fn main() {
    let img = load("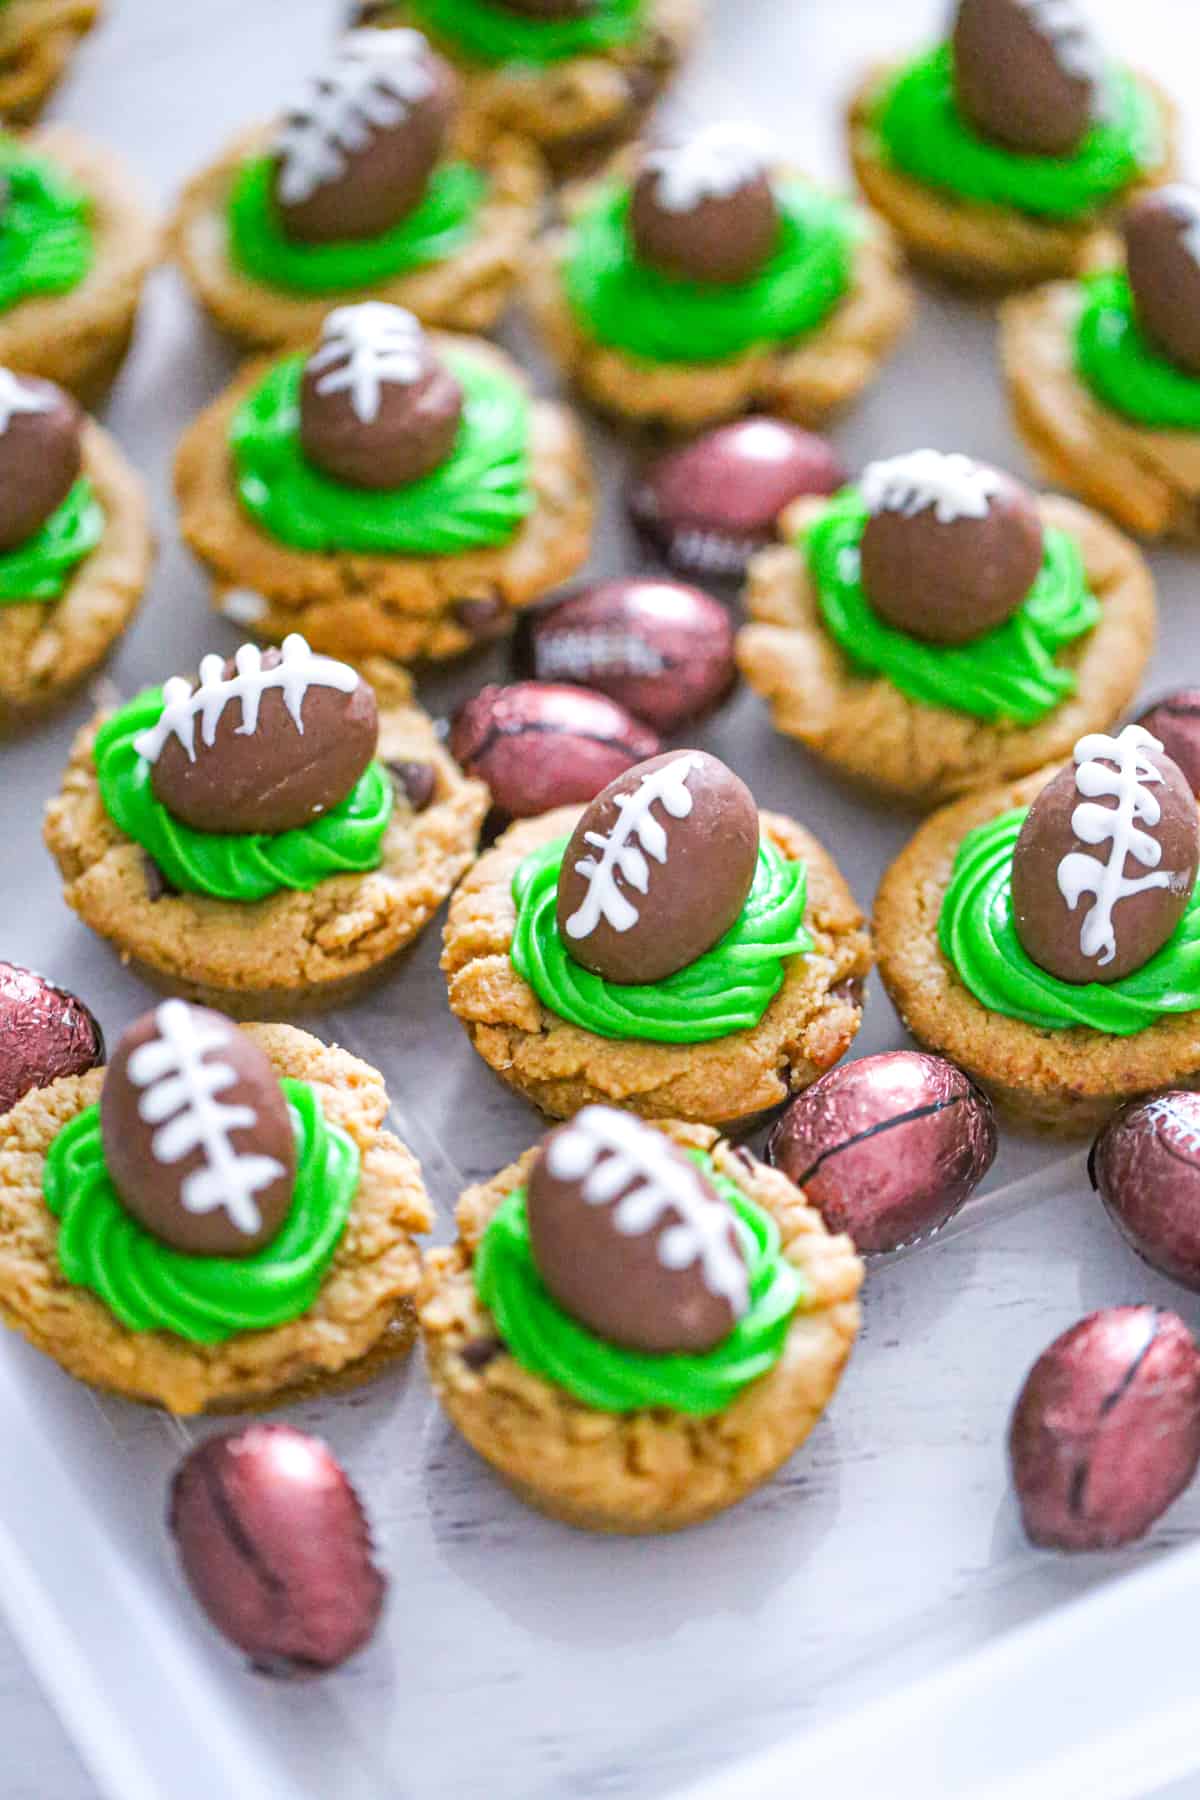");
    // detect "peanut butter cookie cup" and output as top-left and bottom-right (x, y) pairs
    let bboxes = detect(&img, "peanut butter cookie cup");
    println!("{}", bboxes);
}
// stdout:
(0, 0), (99, 122)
